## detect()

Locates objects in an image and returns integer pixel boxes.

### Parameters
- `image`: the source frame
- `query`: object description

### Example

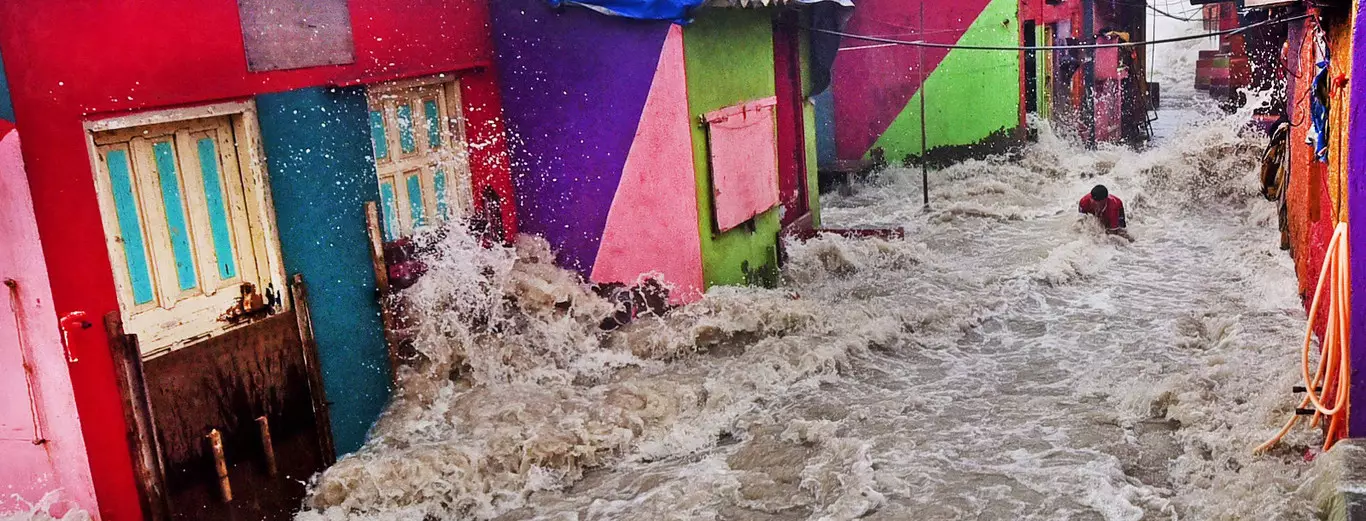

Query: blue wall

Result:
[255,87,388,455]
[812,89,836,168]
[0,46,15,122]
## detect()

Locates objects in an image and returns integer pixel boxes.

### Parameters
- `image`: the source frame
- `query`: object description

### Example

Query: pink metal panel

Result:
[0,126,98,518]
[705,97,780,232]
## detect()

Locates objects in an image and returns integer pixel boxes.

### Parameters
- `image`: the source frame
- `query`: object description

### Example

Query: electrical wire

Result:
[1146,4,1202,22]
[813,13,1310,52]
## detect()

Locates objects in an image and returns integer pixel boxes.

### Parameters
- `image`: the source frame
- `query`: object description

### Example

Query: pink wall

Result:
[0,124,97,519]
[591,26,704,303]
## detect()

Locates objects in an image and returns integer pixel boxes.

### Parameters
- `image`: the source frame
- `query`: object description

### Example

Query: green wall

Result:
[684,10,783,288]
[1035,23,1051,121]
[872,0,1021,158]
[801,20,821,228]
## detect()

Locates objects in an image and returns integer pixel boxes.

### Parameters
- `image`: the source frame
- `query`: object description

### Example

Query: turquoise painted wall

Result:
[255,87,389,456]
[684,9,783,288]
[0,47,13,122]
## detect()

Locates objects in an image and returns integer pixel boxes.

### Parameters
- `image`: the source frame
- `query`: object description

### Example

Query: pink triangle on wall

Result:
[591,25,704,303]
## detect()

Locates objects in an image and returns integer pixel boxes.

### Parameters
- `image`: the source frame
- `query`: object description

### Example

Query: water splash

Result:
[297,100,1321,521]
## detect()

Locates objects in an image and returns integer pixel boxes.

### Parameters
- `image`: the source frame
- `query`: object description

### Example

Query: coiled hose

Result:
[1256,222,1350,454]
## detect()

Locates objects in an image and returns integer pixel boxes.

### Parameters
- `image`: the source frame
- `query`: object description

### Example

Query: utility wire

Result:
[1146,4,1202,22]
[823,13,1309,52]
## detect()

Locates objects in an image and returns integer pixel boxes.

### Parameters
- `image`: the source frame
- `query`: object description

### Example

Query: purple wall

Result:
[1348,7,1366,437]
[491,0,671,275]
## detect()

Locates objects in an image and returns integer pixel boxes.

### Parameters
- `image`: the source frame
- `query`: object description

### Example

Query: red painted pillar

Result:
[460,68,519,242]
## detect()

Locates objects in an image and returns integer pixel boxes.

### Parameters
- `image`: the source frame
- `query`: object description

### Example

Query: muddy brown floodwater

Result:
[297,105,1327,521]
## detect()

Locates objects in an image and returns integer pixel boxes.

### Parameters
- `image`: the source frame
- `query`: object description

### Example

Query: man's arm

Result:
[1117,203,1127,228]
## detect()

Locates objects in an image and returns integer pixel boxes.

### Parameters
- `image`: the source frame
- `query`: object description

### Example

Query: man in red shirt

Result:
[1079,184,1132,241]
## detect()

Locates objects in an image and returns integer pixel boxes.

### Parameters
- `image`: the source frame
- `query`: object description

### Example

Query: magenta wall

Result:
[1347,5,1366,437]
[0,123,98,518]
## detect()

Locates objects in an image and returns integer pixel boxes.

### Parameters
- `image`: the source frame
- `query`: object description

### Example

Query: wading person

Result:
[1079,184,1132,241]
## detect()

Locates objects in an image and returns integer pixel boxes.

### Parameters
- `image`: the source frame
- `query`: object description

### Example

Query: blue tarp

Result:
[547,0,707,24]
[547,0,852,24]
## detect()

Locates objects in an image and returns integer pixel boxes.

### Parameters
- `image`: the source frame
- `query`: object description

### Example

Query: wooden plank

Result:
[151,140,200,293]
[130,136,182,310]
[142,308,323,519]
[191,131,241,284]
[99,144,158,309]
[215,121,260,288]
[290,275,336,463]
[788,227,906,242]
[105,312,171,521]
[86,102,253,133]
[364,203,402,381]
[233,106,290,309]
[405,170,426,229]
[174,129,220,297]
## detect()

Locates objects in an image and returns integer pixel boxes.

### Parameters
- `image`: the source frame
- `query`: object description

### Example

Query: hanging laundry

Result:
[806,0,855,96]
[1306,25,1330,163]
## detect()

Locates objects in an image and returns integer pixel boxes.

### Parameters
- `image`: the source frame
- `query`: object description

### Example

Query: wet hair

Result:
[1091,185,1108,201]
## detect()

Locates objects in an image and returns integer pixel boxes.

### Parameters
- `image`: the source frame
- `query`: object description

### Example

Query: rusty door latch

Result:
[57,310,92,363]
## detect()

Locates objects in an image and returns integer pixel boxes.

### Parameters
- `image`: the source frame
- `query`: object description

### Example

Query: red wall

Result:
[0,2,512,519]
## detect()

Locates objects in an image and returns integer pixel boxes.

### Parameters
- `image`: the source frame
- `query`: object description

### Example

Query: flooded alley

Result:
[2,1,1353,520]
[297,104,1323,521]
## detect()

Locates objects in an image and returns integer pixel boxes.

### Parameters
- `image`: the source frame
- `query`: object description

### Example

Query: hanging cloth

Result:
[1306,25,1330,163]
[806,0,855,96]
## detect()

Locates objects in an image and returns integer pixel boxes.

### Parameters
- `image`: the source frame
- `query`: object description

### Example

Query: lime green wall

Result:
[872,0,1021,157]
[800,22,821,228]
[684,10,783,288]
[1035,24,1051,121]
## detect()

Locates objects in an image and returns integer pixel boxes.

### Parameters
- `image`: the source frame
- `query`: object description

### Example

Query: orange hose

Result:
[1256,222,1351,454]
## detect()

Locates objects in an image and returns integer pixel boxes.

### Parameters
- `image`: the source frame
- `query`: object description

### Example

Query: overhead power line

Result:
[823,13,1310,52]
[1146,4,1202,22]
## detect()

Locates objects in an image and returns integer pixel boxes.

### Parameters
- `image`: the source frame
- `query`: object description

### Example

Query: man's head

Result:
[1091,185,1109,201]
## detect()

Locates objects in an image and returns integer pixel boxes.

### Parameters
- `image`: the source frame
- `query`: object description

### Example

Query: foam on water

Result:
[289,99,1328,521]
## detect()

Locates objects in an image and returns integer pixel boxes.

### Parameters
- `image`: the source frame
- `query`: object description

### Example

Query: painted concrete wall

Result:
[0,123,99,519]
[1348,0,1366,437]
[492,0,705,301]
[255,88,388,455]
[830,0,1021,163]
[1286,14,1349,315]
[685,9,784,288]
[0,1,511,518]
[495,4,815,293]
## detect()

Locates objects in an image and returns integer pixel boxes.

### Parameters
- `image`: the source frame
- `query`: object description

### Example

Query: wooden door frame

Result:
[773,10,812,230]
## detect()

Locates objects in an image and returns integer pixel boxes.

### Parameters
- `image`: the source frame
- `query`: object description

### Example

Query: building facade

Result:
[0,1,516,519]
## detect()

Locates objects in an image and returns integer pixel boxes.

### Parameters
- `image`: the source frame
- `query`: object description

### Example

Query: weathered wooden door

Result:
[367,77,474,241]
[111,276,334,521]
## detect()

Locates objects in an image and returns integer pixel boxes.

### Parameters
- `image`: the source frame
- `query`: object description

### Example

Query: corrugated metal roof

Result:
[706,0,852,8]
[705,0,791,8]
